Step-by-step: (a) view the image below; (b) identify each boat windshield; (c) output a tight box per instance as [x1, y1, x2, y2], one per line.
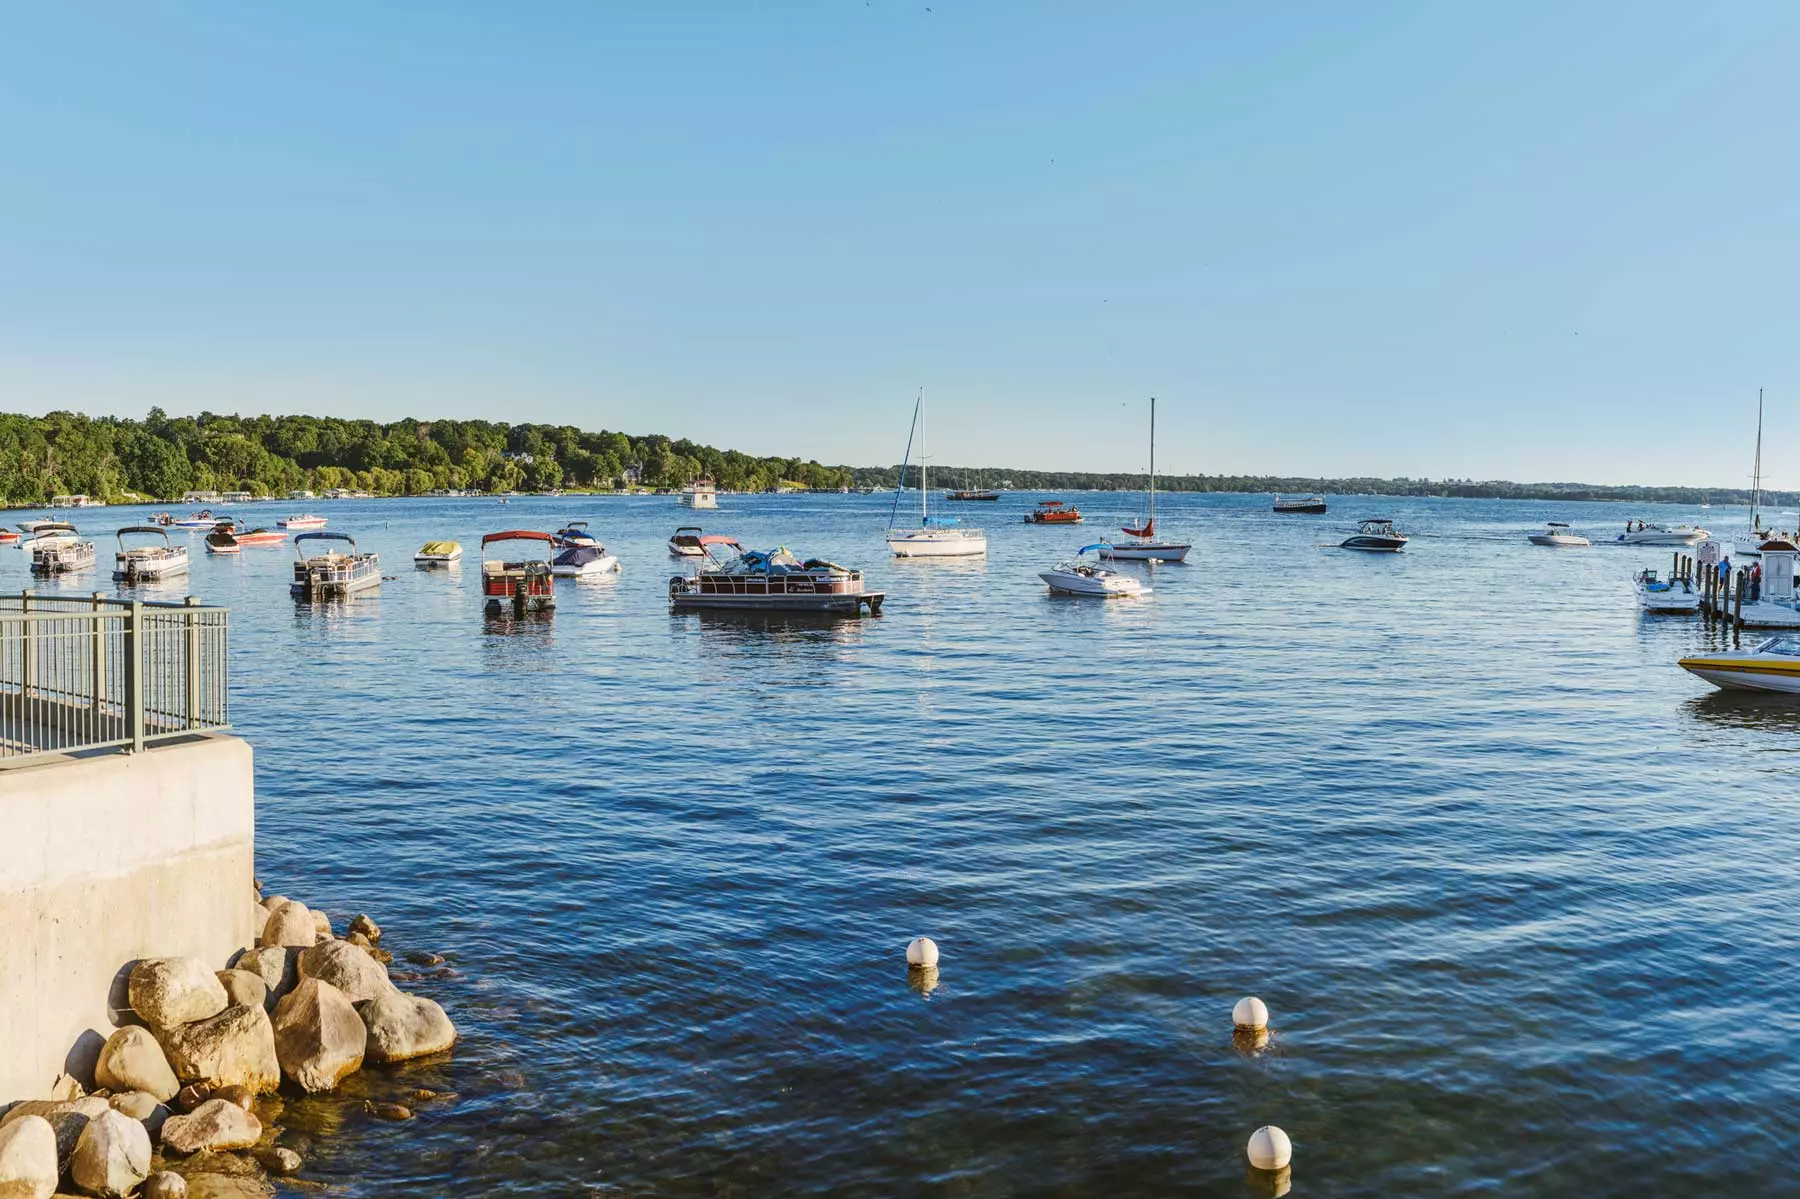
[1756, 635, 1800, 656]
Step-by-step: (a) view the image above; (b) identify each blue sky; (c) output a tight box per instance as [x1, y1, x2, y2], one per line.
[2, 2, 1796, 485]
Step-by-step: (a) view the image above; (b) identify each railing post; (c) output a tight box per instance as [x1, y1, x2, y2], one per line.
[126, 600, 145, 753]
[21, 588, 34, 699]
[90, 591, 106, 718]
[184, 596, 200, 727]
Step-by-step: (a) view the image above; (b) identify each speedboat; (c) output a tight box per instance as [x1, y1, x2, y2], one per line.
[670, 545, 884, 615]
[114, 526, 189, 582]
[1634, 568, 1698, 613]
[1615, 522, 1709, 546]
[1101, 397, 1190, 562]
[26, 524, 95, 574]
[482, 531, 557, 615]
[1040, 545, 1147, 597]
[553, 541, 620, 577]
[1273, 495, 1328, 514]
[1679, 634, 1800, 693]
[554, 520, 599, 546]
[668, 526, 707, 556]
[172, 510, 219, 530]
[1529, 522, 1589, 547]
[1023, 500, 1083, 524]
[291, 532, 381, 599]
[277, 514, 327, 530]
[1341, 518, 1408, 552]
[885, 392, 987, 558]
[207, 521, 284, 552]
[415, 540, 463, 566]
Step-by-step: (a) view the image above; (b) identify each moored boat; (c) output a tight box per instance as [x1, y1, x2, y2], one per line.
[1273, 494, 1328, 514]
[1341, 518, 1408, 552]
[683, 478, 719, 509]
[172, 510, 219, 530]
[1023, 500, 1083, 524]
[886, 392, 987, 558]
[1616, 522, 1709, 546]
[114, 526, 189, 582]
[415, 540, 463, 565]
[1040, 544, 1147, 597]
[1528, 522, 1589, 547]
[668, 526, 706, 556]
[27, 524, 96, 575]
[1102, 397, 1190, 563]
[290, 531, 381, 599]
[482, 530, 557, 616]
[1634, 568, 1698, 613]
[945, 488, 1001, 501]
[670, 545, 884, 614]
[1679, 634, 1800, 693]
[278, 514, 327, 530]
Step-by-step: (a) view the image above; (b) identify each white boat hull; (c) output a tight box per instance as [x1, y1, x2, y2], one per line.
[887, 530, 987, 557]
[552, 554, 619, 577]
[1617, 530, 1708, 546]
[113, 555, 189, 581]
[1680, 661, 1800, 693]
[1529, 534, 1589, 547]
[684, 494, 717, 509]
[415, 552, 462, 565]
[1039, 569, 1144, 597]
[1099, 542, 1190, 562]
[1637, 587, 1699, 614]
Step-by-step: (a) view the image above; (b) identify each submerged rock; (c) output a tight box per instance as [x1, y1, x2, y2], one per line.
[156, 1004, 280, 1094]
[359, 992, 457, 1064]
[158, 1099, 261, 1155]
[0, 1114, 58, 1199]
[69, 1108, 151, 1198]
[216, 969, 269, 1012]
[365, 1102, 412, 1121]
[297, 940, 394, 1005]
[143, 1171, 189, 1199]
[261, 901, 316, 950]
[211, 1085, 253, 1113]
[230, 947, 298, 1010]
[273, 979, 365, 1093]
[128, 958, 229, 1030]
[94, 1025, 180, 1102]
[252, 1146, 301, 1175]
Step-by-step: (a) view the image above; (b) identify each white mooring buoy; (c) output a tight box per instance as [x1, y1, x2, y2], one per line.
[1246, 1125, 1292, 1171]
[905, 936, 939, 969]
[1233, 996, 1269, 1031]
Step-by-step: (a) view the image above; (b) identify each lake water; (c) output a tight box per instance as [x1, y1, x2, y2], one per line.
[26, 493, 1800, 1195]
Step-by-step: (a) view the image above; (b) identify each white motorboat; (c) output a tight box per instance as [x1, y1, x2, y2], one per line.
[551, 522, 619, 576]
[172, 510, 220, 530]
[278, 514, 327, 530]
[669, 526, 707, 557]
[1341, 518, 1408, 552]
[683, 478, 719, 509]
[886, 391, 986, 558]
[27, 524, 95, 575]
[1679, 633, 1800, 693]
[1102, 396, 1190, 563]
[414, 540, 463, 566]
[1615, 522, 1709, 546]
[1634, 568, 1698, 613]
[1040, 544, 1147, 597]
[1528, 522, 1589, 547]
[113, 526, 189, 582]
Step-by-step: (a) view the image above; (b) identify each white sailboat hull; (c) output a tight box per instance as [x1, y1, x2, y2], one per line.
[887, 529, 987, 557]
[1617, 530, 1708, 546]
[1099, 542, 1189, 562]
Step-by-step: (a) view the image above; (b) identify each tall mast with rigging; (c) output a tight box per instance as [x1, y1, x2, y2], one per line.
[1752, 387, 1764, 536]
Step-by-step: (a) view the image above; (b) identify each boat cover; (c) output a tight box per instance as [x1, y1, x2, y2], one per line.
[419, 541, 461, 555]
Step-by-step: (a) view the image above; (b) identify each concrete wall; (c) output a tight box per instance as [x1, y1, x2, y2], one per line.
[0, 734, 256, 1101]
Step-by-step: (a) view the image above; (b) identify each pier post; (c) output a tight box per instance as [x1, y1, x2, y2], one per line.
[90, 592, 106, 720]
[185, 595, 201, 726]
[1734, 568, 1745, 627]
[125, 600, 145, 753]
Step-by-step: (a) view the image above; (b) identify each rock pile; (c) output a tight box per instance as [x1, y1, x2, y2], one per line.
[0, 887, 455, 1197]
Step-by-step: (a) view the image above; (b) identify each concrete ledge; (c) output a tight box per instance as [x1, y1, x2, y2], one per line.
[0, 734, 256, 1100]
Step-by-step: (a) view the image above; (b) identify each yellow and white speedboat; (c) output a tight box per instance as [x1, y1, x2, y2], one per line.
[1679, 634, 1800, 693]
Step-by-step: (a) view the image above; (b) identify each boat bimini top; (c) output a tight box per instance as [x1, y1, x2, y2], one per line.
[117, 526, 173, 548]
[295, 531, 358, 555]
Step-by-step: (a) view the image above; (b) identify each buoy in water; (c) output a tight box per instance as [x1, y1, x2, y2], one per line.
[1233, 996, 1269, 1031]
[905, 937, 939, 969]
[1247, 1125, 1292, 1171]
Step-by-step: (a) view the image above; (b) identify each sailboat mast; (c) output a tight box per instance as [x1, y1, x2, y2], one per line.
[1752, 387, 1764, 533]
[920, 392, 928, 523]
[1148, 396, 1156, 528]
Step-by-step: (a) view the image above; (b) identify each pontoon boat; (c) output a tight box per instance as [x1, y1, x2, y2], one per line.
[26, 524, 95, 574]
[1341, 518, 1408, 552]
[1529, 522, 1589, 547]
[482, 530, 557, 616]
[670, 545, 883, 614]
[683, 479, 719, 509]
[1023, 500, 1083, 524]
[1040, 544, 1147, 597]
[114, 526, 188, 583]
[290, 531, 381, 599]
[1273, 495, 1328, 514]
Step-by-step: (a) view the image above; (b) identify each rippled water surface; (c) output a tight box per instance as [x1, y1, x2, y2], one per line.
[35, 493, 1800, 1195]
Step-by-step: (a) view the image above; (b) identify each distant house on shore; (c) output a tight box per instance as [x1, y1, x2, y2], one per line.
[182, 490, 222, 504]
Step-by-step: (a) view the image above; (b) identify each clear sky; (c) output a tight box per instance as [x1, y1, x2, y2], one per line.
[2, 2, 1797, 485]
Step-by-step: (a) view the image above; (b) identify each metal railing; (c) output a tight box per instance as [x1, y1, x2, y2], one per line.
[0, 591, 229, 762]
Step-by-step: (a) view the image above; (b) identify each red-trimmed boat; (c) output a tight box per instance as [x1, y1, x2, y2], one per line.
[1024, 500, 1083, 524]
[482, 530, 557, 616]
[669, 543, 884, 615]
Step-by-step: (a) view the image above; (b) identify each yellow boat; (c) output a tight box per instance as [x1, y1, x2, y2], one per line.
[414, 540, 463, 566]
[1678, 634, 1800, 693]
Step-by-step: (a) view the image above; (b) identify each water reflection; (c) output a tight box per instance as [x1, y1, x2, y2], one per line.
[906, 966, 941, 998]
[1684, 690, 1800, 732]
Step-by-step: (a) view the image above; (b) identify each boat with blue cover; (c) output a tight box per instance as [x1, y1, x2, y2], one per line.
[550, 522, 619, 577]
[670, 545, 883, 614]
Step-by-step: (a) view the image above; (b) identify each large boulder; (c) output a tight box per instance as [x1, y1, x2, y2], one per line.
[107, 1091, 170, 1139]
[310, 910, 333, 941]
[297, 940, 394, 1005]
[216, 969, 268, 1012]
[158, 1099, 261, 1155]
[0, 1097, 109, 1168]
[359, 992, 457, 1064]
[272, 979, 365, 1093]
[347, 914, 381, 941]
[0, 1114, 57, 1199]
[142, 1171, 188, 1199]
[260, 901, 316, 950]
[155, 1004, 280, 1094]
[231, 947, 298, 1010]
[94, 1025, 180, 1102]
[69, 1108, 151, 1199]
[127, 958, 228, 1030]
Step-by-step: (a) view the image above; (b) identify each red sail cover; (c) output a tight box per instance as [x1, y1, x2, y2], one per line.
[1122, 519, 1154, 537]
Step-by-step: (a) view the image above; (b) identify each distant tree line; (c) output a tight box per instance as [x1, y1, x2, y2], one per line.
[852, 465, 1793, 506]
[0, 410, 853, 503]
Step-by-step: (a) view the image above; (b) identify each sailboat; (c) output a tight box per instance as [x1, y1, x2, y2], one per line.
[886, 392, 987, 558]
[1100, 396, 1191, 562]
[1740, 388, 1772, 558]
